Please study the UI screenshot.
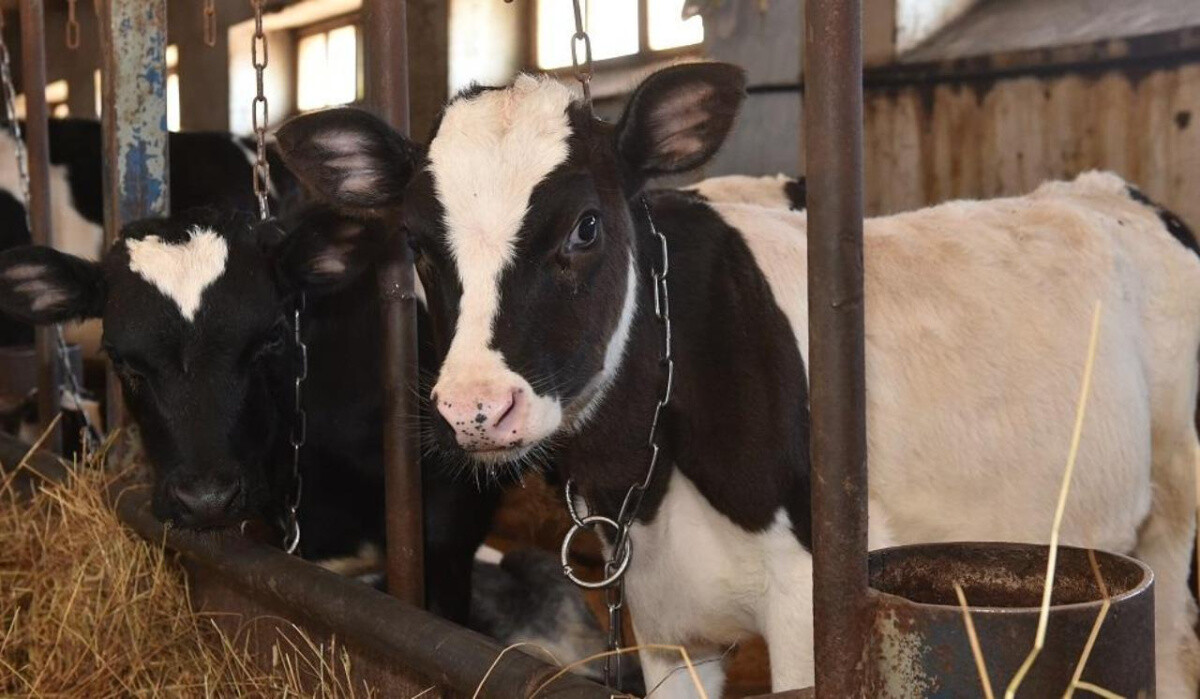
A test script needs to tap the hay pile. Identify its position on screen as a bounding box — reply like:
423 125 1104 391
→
0 447 374 698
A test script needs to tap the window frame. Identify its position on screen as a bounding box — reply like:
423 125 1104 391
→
529 0 703 75
292 13 364 113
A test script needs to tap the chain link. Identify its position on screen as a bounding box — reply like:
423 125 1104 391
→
66 0 81 50
0 9 101 451
203 0 218 48
281 294 308 555
569 0 593 111
560 197 673 689
247 0 303 555
250 0 272 222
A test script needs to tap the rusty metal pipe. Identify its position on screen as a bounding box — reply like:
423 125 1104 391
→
112 487 607 698
362 0 424 607
18 0 59 453
97 0 171 432
804 1 869 697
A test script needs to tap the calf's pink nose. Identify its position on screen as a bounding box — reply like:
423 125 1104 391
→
434 386 528 451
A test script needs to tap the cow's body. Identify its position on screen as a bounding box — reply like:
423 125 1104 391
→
617 173 1200 694
274 64 1199 696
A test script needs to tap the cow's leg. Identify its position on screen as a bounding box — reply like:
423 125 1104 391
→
763 537 815 691
1134 430 1200 698
632 621 727 699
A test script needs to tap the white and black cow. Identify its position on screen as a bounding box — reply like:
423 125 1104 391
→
276 63 1200 696
0 118 304 348
0 204 510 626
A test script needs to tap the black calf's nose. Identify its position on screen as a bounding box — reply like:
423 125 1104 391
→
170 479 242 523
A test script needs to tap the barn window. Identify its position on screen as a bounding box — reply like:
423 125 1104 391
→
535 0 703 70
166 44 181 132
296 19 361 112
14 79 70 119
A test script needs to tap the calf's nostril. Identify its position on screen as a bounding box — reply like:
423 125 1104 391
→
493 389 520 430
171 480 242 519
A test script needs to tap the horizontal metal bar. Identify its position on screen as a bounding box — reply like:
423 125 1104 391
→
113 487 611 698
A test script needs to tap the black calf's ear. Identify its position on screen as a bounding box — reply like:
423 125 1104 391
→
615 62 746 179
0 246 104 324
278 208 381 294
276 107 421 216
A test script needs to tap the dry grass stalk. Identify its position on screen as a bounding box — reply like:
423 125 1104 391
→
954 582 995 699
1063 550 1114 699
528 643 708 699
0 446 378 698
1004 301 1103 699
472 641 562 699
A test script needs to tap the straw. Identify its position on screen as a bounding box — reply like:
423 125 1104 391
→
1005 300 1103 699
954 582 995 699
1062 550 1113 699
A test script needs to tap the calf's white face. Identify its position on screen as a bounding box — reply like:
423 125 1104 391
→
277 63 746 467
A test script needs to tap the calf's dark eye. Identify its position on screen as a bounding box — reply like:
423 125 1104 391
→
566 212 601 252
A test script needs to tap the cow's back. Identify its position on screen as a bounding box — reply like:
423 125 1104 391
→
865 172 1200 552
709 172 1200 554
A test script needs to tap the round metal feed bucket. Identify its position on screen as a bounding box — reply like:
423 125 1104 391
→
867 542 1154 698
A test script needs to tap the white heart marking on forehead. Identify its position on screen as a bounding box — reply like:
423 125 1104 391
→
125 227 228 322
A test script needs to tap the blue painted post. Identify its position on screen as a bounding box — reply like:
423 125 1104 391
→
97 0 170 431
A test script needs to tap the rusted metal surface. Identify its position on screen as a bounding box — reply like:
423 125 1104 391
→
363 0 425 607
113 486 611 698
97 0 170 432
803 0 870 697
866 542 1154 698
862 59 1200 232
18 0 59 452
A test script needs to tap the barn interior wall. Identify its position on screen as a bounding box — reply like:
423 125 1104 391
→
861 63 1200 227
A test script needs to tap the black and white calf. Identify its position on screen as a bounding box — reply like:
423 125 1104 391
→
278 63 1200 696
0 206 501 624
0 118 302 348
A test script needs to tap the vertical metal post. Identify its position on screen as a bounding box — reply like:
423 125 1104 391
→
363 0 424 607
18 0 60 452
98 0 170 431
804 1 869 697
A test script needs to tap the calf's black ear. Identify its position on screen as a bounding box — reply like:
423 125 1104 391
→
278 207 382 295
615 62 746 181
0 246 104 324
276 107 421 216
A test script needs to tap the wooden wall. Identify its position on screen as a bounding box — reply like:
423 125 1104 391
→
862 62 1200 226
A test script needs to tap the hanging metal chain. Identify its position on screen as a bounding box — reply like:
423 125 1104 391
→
0 10 101 451
560 197 673 688
247 0 304 555
66 0 81 50
203 0 218 48
250 0 271 222
281 294 308 555
569 0 593 111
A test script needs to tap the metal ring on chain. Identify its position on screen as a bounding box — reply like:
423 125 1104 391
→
560 515 632 589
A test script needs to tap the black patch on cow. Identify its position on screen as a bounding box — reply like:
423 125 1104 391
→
1176 111 1192 130
785 176 807 211
1127 185 1199 257
560 190 813 549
